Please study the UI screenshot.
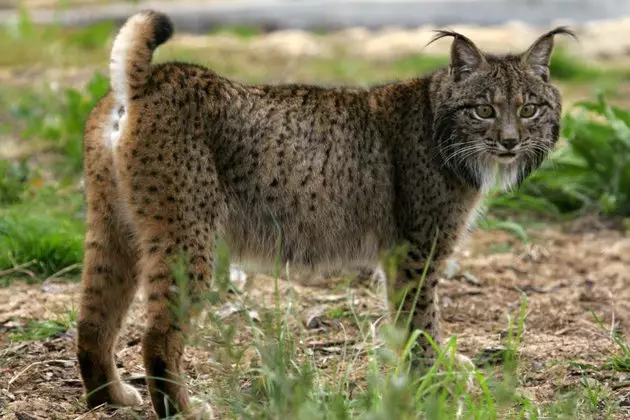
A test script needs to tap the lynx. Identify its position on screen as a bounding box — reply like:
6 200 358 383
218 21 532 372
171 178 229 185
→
77 9 572 418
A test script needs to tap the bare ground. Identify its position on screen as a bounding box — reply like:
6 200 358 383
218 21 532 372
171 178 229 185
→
1 220 629 419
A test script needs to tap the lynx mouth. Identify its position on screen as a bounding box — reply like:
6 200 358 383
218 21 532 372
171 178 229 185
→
493 152 517 164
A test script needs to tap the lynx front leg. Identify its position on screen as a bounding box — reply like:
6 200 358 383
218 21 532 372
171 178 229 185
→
386 243 475 377
387 246 442 366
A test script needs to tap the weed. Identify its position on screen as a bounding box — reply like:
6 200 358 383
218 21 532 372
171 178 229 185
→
606 347 630 372
480 218 529 243
591 311 630 373
328 305 352 320
9 307 77 342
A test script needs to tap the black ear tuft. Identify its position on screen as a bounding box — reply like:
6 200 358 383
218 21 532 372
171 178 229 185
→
428 30 486 82
522 26 578 82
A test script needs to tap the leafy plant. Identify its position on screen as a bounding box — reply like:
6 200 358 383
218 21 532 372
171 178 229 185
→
11 73 109 173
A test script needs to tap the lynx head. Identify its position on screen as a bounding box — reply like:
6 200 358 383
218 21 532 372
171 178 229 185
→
430 27 576 193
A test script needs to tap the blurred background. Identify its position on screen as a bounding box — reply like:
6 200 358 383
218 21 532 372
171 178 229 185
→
1 1 630 419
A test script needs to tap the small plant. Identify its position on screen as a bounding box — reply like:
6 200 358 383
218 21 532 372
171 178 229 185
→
606 342 630 372
591 311 630 373
480 218 529 243
9 307 77 342
0 159 30 205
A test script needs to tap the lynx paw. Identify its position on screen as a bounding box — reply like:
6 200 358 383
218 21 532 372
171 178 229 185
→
112 383 143 407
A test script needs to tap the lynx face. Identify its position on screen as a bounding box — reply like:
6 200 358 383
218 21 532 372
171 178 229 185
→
431 29 570 192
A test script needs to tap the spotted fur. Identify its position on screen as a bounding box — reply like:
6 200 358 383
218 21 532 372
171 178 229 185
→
77 10 570 418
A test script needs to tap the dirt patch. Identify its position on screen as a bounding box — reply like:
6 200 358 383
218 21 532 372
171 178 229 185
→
1 223 629 419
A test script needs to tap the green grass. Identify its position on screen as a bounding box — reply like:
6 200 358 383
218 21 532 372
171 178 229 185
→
590 312 630 373
0 187 84 280
606 347 630 373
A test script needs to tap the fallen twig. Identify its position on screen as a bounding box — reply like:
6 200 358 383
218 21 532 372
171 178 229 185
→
611 381 630 391
0 259 37 277
72 403 108 420
306 338 358 349
43 263 83 282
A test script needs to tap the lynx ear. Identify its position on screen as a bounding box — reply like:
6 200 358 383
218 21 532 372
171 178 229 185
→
522 27 577 82
429 30 487 82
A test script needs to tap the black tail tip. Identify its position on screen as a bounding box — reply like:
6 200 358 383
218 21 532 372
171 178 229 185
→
141 9 174 46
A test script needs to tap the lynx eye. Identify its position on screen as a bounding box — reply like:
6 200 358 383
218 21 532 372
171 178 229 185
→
520 103 538 118
474 104 495 119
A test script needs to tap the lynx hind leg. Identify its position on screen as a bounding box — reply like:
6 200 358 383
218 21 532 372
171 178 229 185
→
114 122 222 418
138 232 214 418
118 180 218 418
77 212 143 408
77 101 142 409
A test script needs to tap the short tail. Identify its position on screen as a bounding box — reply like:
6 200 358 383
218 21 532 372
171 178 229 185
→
109 10 173 104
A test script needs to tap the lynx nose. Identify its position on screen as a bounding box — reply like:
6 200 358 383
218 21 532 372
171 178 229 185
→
499 137 519 151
